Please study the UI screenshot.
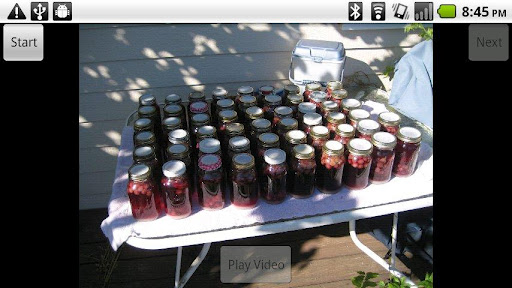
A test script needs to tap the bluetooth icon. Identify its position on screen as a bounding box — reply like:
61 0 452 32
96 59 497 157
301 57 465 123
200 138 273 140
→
349 2 363 21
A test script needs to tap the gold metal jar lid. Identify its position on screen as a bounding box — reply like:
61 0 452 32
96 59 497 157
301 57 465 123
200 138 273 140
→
226 123 245 137
162 117 181 130
326 80 343 91
274 106 293 117
218 110 238 122
251 118 271 132
335 123 355 137
303 112 323 126
378 111 401 126
341 98 361 110
285 130 307 144
138 105 156 117
326 112 346 124
264 94 282 105
310 125 329 139
229 136 251 152
293 144 315 159
164 104 183 116
134 145 156 161
134 118 153 130
191 113 210 126
239 95 257 106
197 125 217 138
347 138 373 156
284 84 300 94
356 119 380 135
128 163 151 181
245 106 264 120
216 99 235 110
189 101 208 114
264 148 286 165
232 153 255 169
348 109 370 121
310 91 327 103
237 86 254 95
139 94 156 106
298 102 316 114
259 85 274 94
277 118 298 131
199 138 221 154
212 88 228 99
168 129 189 143
135 131 156 145
396 127 422 143
287 93 304 104
371 132 397 150
305 82 322 91
189 91 205 101
331 89 348 100
321 100 339 112
322 140 344 155
258 132 279 147
167 144 190 159
162 160 187 178
165 94 181 105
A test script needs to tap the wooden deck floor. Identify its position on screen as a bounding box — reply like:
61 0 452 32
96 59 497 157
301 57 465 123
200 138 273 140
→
79 209 432 288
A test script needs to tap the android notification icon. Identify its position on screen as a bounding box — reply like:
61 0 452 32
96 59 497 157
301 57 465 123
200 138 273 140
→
53 2 72 20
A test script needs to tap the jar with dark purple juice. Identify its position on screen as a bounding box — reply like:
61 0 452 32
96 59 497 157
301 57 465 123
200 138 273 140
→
307 125 329 167
326 112 346 139
356 119 380 141
378 111 401 135
258 85 274 106
244 106 264 137
215 99 235 127
262 95 282 122
210 88 228 127
369 132 397 184
162 117 183 139
392 127 422 177
309 91 327 113
348 108 370 128
164 104 187 131
331 89 348 108
198 138 221 158
198 154 225 210
165 94 186 126
195 125 217 151
285 93 304 117
190 113 210 154
168 129 190 150
343 138 373 190
341 98 362 119
303 82 322 102
227 136 251 185
288 144 316 198
237 95 257 123
316 140 345 194
127 163 160 221
161 160 192 219
249 118 271 156
236 86 254 113
138 105 162 146
272 106 293 132
231 153 259 209
277 118 298 151
320 100 339 121
261 148 288 204
139 94 161 122
283 84 300 103
297 102 316 130
302 112 322 135
134 131 163 163
218 110 238 145
133 118 154 143
222 122 245 157
284 130 307 162
326 81 343 99
189 91 206 103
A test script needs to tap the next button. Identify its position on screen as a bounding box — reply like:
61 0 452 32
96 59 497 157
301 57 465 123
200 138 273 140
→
3 24 44 61
469 24 509 61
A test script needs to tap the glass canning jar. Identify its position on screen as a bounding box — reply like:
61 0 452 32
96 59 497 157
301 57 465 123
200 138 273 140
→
222 122 245 156
288 144 316 198
257 132 280 160
326 81 343 98
139 94 161 121
138 105 162 145
392 127 422 177
356 119 380 141
261 148 288 204
216 98 235 118
133 118 154 143
303 82 322 102
166 143 195 195
330 89 348 107
162 117 182 138
165 93 182 106
320 100 339 121
189 91 206 103
161 160 192 219
277 118 298 150
127 163 160 221
244 106 264 134
211 88 228 127
309 91 328 113
334 123 355 147
231 153 259 208
196 125 217 150
250 118 271 155
218 110 238 146
236 86 254 110
198 138 221 157
348 109 370 128
284 129 307 165
283 84 300 102
197 154 225 210
302 112 323 135
316 140 345 194
168 129 190 150
134 131 162 162
263 95 282 122
134 146 164 209
308 125 329 167
297 102 317 129
341 98 362 118
189 101 209 118
272 106 293 131
237 95 257 122
378 111 401 135
369 132 397 184
285 93 304 117
258 85 274 106
191 112 210 137
326 112 346 139
163 104 187 130
343 138 373 190
227 136 250 174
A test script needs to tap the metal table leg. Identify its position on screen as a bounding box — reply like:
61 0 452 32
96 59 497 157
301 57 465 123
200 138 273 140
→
174 243 212 288
349 213 416 287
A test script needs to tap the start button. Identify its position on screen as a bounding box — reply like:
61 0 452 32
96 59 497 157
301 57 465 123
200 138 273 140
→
3 24 44 61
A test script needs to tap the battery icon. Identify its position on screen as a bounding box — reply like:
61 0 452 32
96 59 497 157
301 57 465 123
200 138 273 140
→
437 4 456 18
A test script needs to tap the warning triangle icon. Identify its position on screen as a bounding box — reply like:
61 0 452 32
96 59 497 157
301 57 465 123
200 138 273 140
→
8 3 26 20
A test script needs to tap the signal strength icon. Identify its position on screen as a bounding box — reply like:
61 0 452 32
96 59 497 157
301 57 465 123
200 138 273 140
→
371 2 386 21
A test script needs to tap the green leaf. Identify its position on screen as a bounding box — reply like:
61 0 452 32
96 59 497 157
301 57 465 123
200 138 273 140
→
378 281 387 287
367 272 380 279
352 275 364 287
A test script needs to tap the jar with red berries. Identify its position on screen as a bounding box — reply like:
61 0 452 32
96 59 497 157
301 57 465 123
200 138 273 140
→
330 89 348 107
222 123 245 156
166 143 195 195
320 100 339 120
133 118 154 143
303 82 322 102
237 95 257 122
326 81 343 98
341 98 362 118
302 112 323 135
272 106 293 132
168 129 190 150
127 163 160 221
244 106 264 135
348 109 370 128
196 125 217 151
356 119 380 141
277 118 298 150
189 91 206 103
257 132 280 159
308 125 329 166
378 111 401 135
161 160 192 219
164 104 187 130
297 102 317 129
190 113 210 152
231 153 259 209
249 118 271 155
197 154 225 210
134 146 164 209
285 93 304 117
139 94 161 122
228 136 251 174
284 129 307 167
258 85 274 106
162 117 182 139
392 127 422 177
344 138 373 190
334 124 355 147
210 88 228 128
218 110 238 145
198 138 221 158
309 91 328 113
326 112 346 139
283 84 300 102
138 105 162 145
288 144 316 198
262 95 282 121
261 148 288 204
316 140 345 194
134 131 163 163
369 132 397 184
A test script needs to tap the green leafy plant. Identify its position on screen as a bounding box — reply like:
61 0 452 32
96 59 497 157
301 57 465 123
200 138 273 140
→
378 275 410 288
352 271 379 287
352 271 433 288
